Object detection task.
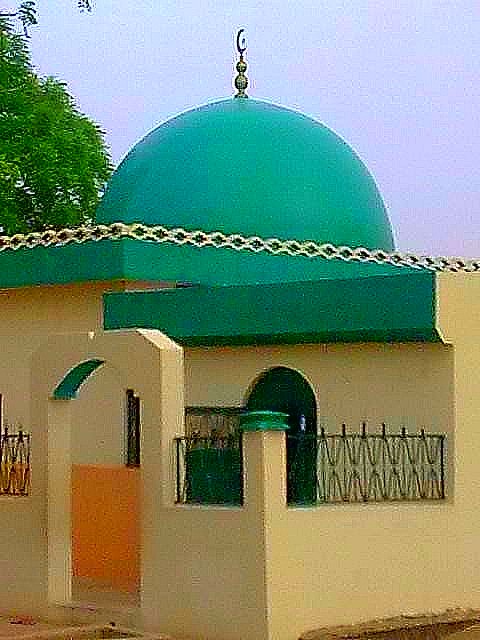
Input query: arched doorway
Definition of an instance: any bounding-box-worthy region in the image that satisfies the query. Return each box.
[246,367,318,504]
[34,328,184,628]
[49,357,141,608]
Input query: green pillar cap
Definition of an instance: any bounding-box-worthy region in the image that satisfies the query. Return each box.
[240,410,289,432]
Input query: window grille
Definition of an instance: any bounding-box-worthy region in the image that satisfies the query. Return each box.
[126,389,140,467]
[185,406,244,437]
[0,427,30,496]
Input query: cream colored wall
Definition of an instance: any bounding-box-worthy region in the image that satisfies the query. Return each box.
[263,287,480,640]
[436,272,480,512]
[185,340,461,640]
[0,498,49,614]
[0,283,106,428]
[144,277,480,640]
[130,332,271,640]
[71,367,125,465]
[183,290,480,640]
[0,283,105,333]
[1,273,478,640]
[30,330,186,615]
[185,343,454,435]
[0,282,127,614]
[147,507,268,640]
[0,281,130,464]
[267,484,460,639]
[145,431,273,640]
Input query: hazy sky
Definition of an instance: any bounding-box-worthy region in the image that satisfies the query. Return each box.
[17,1,480,257]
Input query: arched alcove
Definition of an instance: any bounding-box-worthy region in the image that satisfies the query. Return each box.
[246,366,317,434]
[48,356,141,606]
[246,366,318,504]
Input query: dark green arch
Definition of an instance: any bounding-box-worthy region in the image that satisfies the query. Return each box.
[53,359,105,400]
[246,366,317,434]
[246,366,318,504]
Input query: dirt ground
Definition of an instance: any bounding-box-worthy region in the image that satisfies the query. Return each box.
[300,609,480,640]
[0,617,84,640]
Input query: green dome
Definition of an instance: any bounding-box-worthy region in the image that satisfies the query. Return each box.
[97,98,395,251]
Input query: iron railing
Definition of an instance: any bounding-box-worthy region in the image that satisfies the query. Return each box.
[288,424,446,505]
[0,428,30,496]
[185,407,243,438]
[175,434,243,505]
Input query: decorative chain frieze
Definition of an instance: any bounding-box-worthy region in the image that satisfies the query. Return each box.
[0,222,478,274]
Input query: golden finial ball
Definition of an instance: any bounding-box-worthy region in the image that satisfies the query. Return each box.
[235,75,248,93]
[236,60,247,73]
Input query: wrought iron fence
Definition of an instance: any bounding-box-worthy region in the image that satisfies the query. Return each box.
[185,407,243,438]
[0,428,30,496]
[175,433,243,505]
[288,424,446,505]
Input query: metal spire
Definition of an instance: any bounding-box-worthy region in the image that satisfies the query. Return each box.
[234,28,248,98]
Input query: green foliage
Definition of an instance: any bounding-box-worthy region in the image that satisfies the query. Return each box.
[0,2,92,35]
[0,16,112,235]
[17,1,37,34]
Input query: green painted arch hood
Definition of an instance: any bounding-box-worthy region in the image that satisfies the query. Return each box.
[97,98,395,251]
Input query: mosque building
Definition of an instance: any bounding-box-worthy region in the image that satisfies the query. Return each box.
[0,30,479,640]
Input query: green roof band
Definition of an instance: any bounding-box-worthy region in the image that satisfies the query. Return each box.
[103,272,441,347]
[53,359,105,399]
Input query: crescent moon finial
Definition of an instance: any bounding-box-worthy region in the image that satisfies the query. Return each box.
[236,28,247,56]
[234,28,248,98]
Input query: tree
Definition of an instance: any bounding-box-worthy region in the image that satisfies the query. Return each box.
[0,15,112,235]
[0,2,92,35]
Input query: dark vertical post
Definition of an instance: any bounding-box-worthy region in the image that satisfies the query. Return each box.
[175,438,181,503]
[126,389,141,467]
[440,435,446,499]
[134,395,140,465]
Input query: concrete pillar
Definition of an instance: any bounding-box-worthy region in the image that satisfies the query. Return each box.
[47,399,73,605]
[243,429,287,514]
[242,411,289,640]
[141,338,185,628]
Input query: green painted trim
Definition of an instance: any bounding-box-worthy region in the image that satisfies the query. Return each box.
[103,271,441,346]
[240,411,290,432]
[53,359,105,399]
[0,241,125,288]
[0,236,411,290]
[121,238,405,286]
